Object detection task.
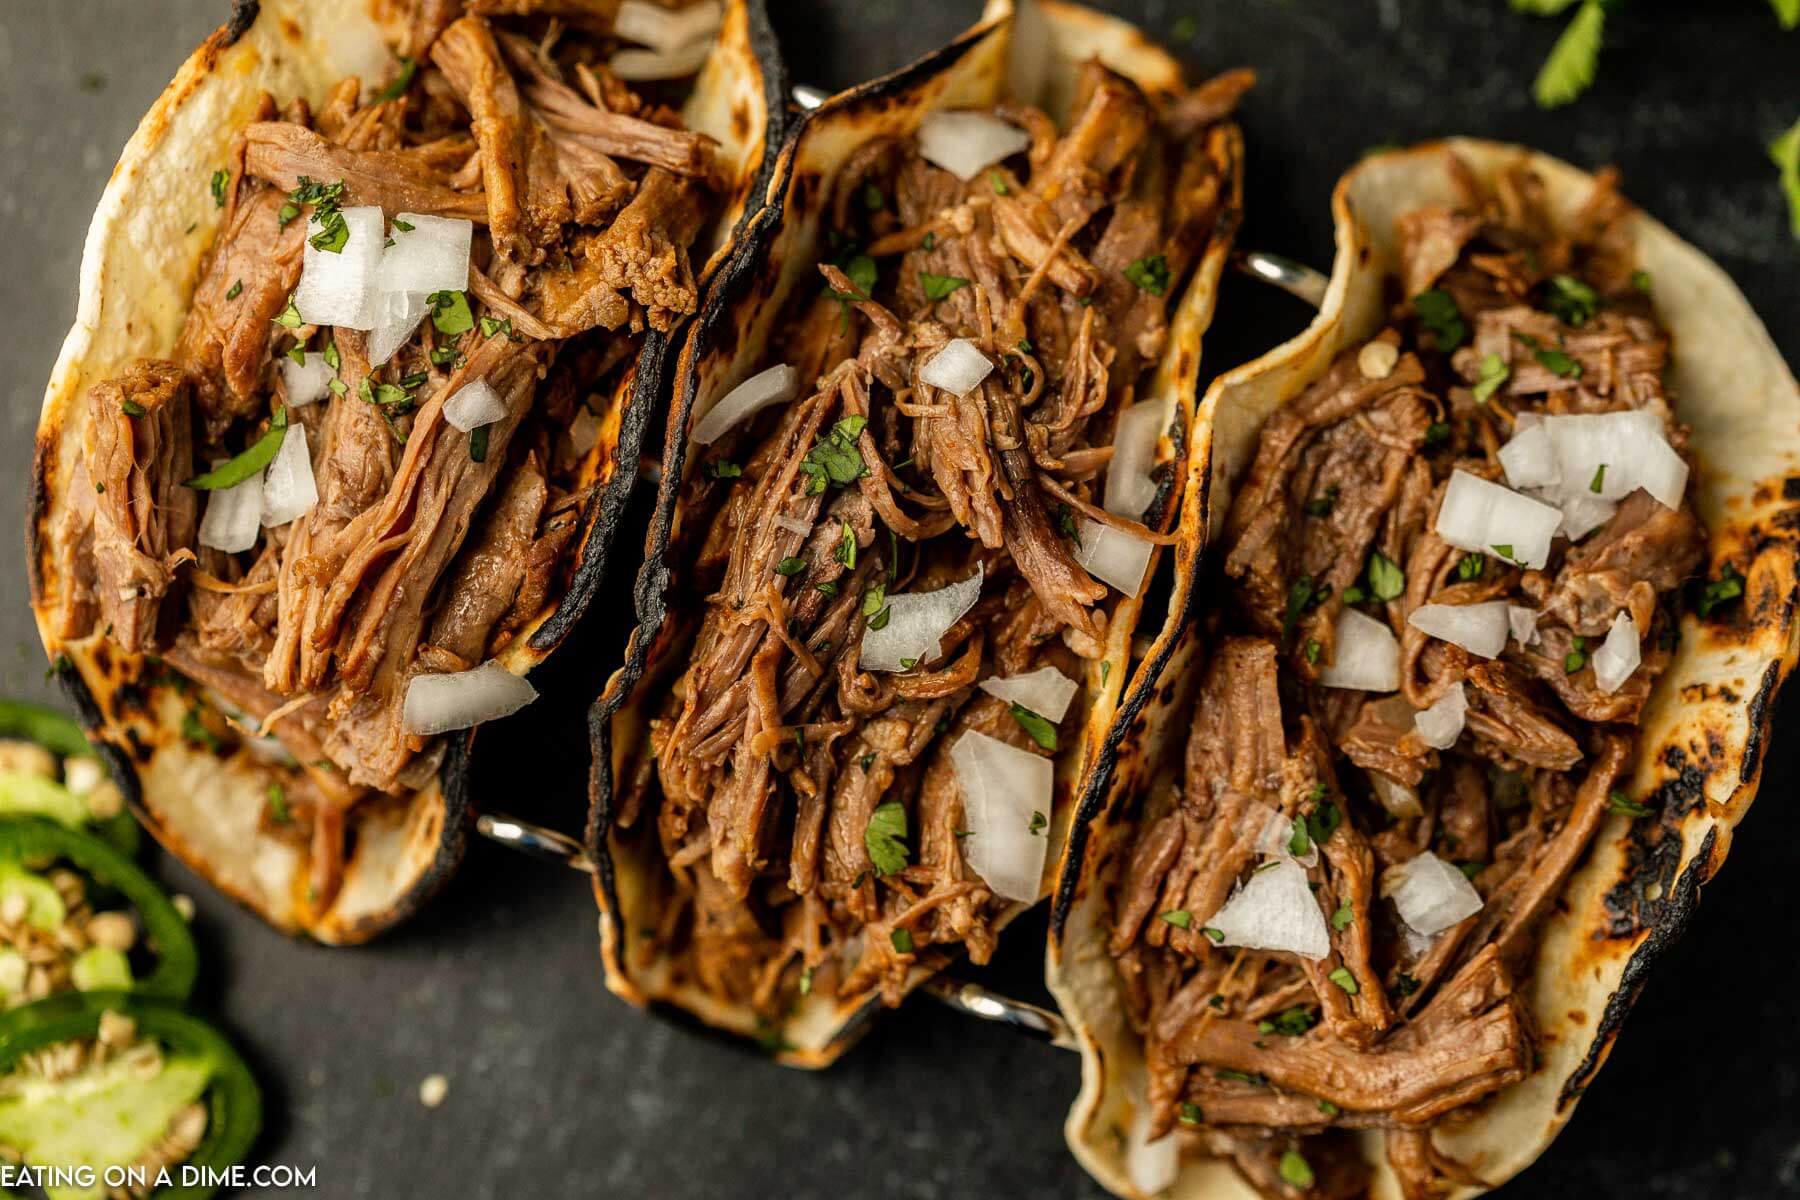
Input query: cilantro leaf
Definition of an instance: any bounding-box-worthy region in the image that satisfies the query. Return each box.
[1009,704,1058,752]
[1413,289,1467,351]
[920,272,969,302]
[1698,563,1745,618]
[1124,255,1171,296]
[864,801,910,876]
[427,290,474,336]
[1772,117,1800,241]
[1367,551,1405,602]
[1545,274,1600,325]
[1471,353,1510,405]
[375,55,417,104]
[185,406,289,490]
[1533,0,1606,109]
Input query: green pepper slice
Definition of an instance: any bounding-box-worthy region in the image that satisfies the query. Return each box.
[0,991,260,1200]
[0,819,196,1003]
[0,700,139,856]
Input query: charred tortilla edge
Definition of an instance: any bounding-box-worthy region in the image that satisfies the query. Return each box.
[1046,138,1800,1199]
[586,0,1244,1067]
[26,0,783,942]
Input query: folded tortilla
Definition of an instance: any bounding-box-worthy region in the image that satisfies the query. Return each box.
[1048,139,1800,1197]
[584,0,1246,1066]
[26,0,784,942]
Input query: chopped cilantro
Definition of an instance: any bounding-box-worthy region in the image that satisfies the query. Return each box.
[1698,563,1745,618]
[185,406,288,490]
[1279,1150,1314,1188]
[864,801,910,876]
[209,168,229,207]
[375,55,417,104]
[1546,273,1600,324]
[1367,551,1405,602]
[1159,910,1192,929]
[1327,967,1359,995]
[1607,790,1652,818]
[890,928,914,954]
[774,556,806,577]
[1413,289,1467,351]
[920,272,969,302]
[1123,254,1171,297]
[1471,353,1510,404]
[1010,704,1058,752]
[427,290,474,336]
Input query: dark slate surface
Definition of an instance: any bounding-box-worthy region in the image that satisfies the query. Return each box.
[1,1,1796,1196]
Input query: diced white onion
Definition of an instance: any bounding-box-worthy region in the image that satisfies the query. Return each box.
[1124,1102,1179,1198]
[1434,469,1562,570]
[1591,611,1641,693]
[376,214,472,296]
[280,351,335,407]
[1407,601,1511,660]
[609,39,711,80]
[1369,770,1424,819]
[614,0,723,52]
[259,425,318,528]
[443,379,507,432]
[1384,851,1483,936]
[774,515,811,538]
[1073,519,1154,599]
[1544,410,1688,510]
[919,338,993,397]
[197,471,264,554]
[1551,490,1618,541]
[1206,859,1331,960]
[366,290,427,367]
[292,205,385,330]
[859,566,984,673]
[568,406,602,458]
[1496,417,1556,491]
[1104,401,1165,519]
[1317,608,1400,692]
[1413,682,1467,750]
[950,729,1052,904]
[691,364,800,445]
[917,110,1032,181]
[1507,605,1539,646]
[402,661,538,735]
[1254,806,1318,869]
[979,666,1078,722]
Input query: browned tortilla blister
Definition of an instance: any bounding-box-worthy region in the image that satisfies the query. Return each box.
[1047,140,1800,1198]
[584,0,1244,1067]
[25,0,788,943]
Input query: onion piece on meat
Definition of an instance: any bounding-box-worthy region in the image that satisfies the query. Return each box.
[280,352,335,407]
[367,290,427,368]
[402,661,538,735]
[1317,608,1400,692]
[1497,416,1557,490]
[1413,682,1467,750]
[292,205,384,330]
[259,425,317,528]
[443,379,507,432]
[1507,604,1540,646]
[1434,469,1562,570]
[1253,805,1318,869]
[376,213,472,295]
[691,364,800,445]
[1369,770,1424,820]
[919,338,993,397]
[1103,401,1166,518]
[1206,859,1331,960]
[859,566,984,673]
[917,111,1031,181]
[979,666,1078,722]
[1591,611,1642,693]
[1073,519,1153,598]
[950,730,1052,904]
[1383,851,1483,936]
[197,471,264,555]
[613,0,723,52]
[610,39,712,81]
[1544,410,1689,509]
[1407,601,1510,660]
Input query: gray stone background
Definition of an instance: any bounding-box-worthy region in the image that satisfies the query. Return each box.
[0,1,1796,1196]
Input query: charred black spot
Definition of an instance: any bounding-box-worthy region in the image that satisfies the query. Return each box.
[1739,659,1781,783]
[1601,753,1709,938]
[225,0,260,45]
[25,434,54,606]
[1563,826,1717,1108]
[124,728,152,764]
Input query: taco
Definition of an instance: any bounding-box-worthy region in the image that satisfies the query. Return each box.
[1048,140,1800,1197]
[585,0,1250,1065]
[26,0,785,943]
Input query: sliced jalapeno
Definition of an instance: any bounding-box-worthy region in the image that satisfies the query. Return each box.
[0,991,261,1199]
[0,818,196,1003]
[0,699,139,856]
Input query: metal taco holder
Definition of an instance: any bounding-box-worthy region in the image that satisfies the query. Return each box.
[474,81,1334,1050]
